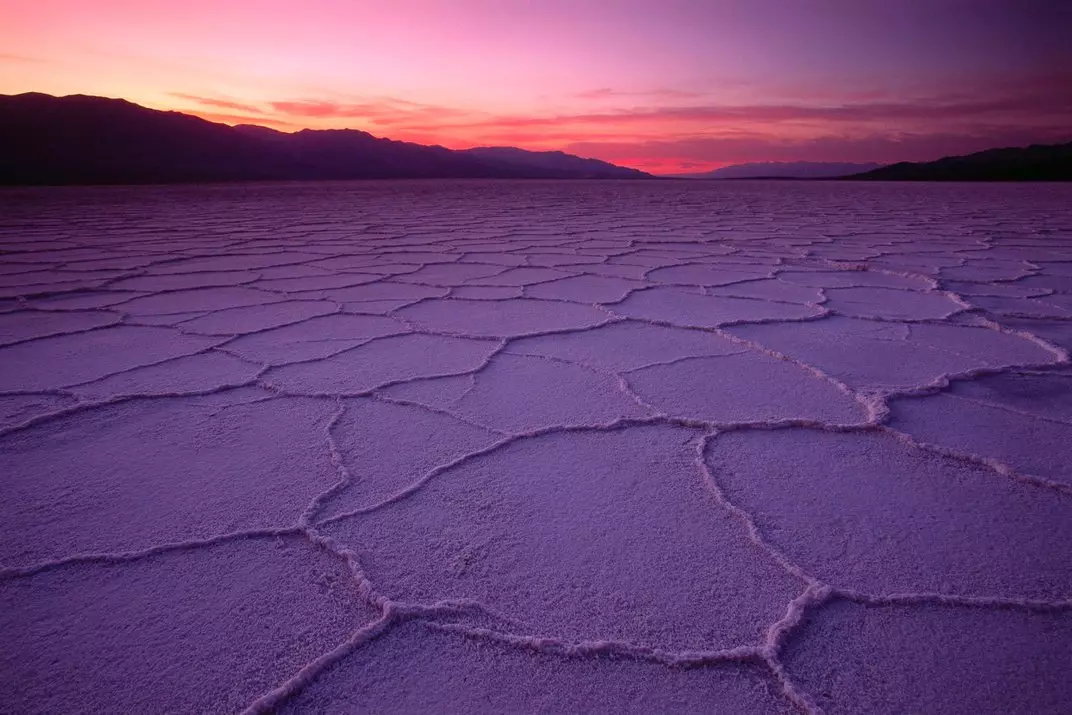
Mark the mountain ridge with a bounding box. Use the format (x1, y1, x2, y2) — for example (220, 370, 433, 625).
(0, 93, 652, 185)
(672, 161, 883, 179)
(844, 142, 1072, 181)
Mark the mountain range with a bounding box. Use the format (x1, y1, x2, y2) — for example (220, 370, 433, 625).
(845, 142, 1072, 181)
(673, 161, 883, 179)
(677, 146, 1072, 182)
(3, 93, 1071, 185)
(0, 93, 651, 185)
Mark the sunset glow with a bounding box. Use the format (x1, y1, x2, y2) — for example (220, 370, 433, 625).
(2, 0, 1069, 173)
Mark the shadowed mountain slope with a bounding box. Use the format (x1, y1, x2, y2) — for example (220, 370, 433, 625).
(846, 142, 1072, 181)
(673, 161, 883, 179)
(0, 93, 652, 184)
(461, 146, 650, 179)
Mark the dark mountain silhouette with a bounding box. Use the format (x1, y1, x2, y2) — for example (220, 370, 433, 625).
(460, 146, 649, 179)
(846, 142, 1072, 181)
(0, 93, 652, 184)
(264, 128, 515, 179)
(672, 161, 883, 179)
(0, 93, 300, 184)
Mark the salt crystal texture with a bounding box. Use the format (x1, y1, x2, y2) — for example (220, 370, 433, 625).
(2, 181, 1071, 714)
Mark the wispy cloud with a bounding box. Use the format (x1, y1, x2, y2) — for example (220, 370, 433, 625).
(575, 87, 706, 101)
(267, 98, 480, 126)
(391, 78, 1072, 135)
(170, 91, 487, 135)
(566, 127, 1072, 174)
(188, 110, 296, 130)
(0, 53, 46, 63)
(164, 70, 1072, 173)
(169, 93, 264, 114)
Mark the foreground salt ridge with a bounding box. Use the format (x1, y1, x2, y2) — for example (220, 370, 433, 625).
(1, 183, 1071, 714)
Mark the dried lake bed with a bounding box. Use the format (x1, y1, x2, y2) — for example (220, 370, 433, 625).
(2, 180, 1071, 714)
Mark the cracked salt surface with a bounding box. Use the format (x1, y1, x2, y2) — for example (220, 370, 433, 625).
(1, 180, 1071, 714)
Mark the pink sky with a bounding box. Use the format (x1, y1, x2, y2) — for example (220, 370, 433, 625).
(1, 0, 1069, 173)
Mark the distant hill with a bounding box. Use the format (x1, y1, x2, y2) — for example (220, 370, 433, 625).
(846, 142, 1072, 181)
(461, 147, 648, 179)
(673, 161, 883, 179)
(0, 93, 653, 185)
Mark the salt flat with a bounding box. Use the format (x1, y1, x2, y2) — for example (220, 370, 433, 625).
(1, 180, 1071, 714)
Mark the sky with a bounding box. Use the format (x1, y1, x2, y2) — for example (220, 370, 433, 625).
(1, 0, 1070, 174)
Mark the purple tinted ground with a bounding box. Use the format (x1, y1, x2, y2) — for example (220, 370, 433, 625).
(1, 180, 1071, 714)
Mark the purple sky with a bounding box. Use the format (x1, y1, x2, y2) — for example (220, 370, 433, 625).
(2, 0, 1070, 172)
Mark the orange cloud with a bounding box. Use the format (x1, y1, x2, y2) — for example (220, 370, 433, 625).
(0, 53, 45, 63)
(170, 93, 264, 114)
(186, 110, 296, 130)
